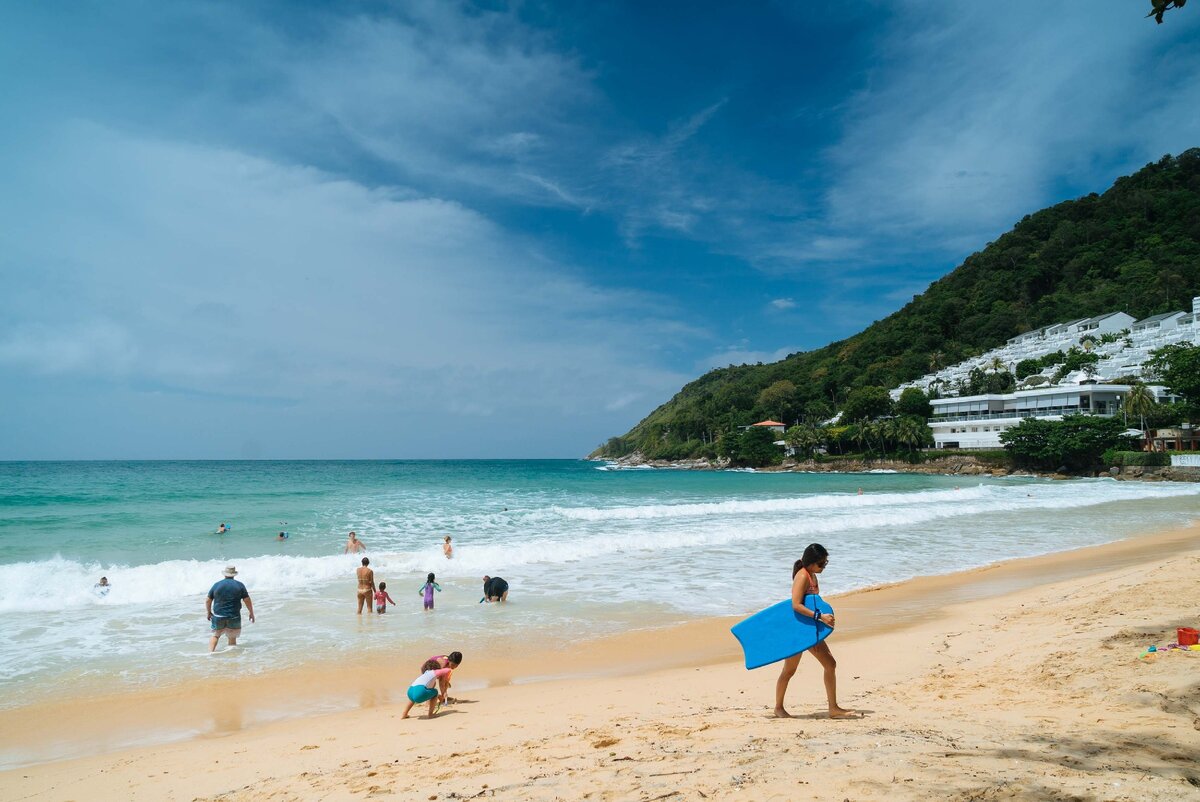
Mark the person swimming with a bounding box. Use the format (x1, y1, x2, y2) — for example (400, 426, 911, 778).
(276, 531, 288, 540)
(94, 576, 111, 596)
(216, 523, 228, 534)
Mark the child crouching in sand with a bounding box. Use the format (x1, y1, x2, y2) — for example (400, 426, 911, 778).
(403, 659, 453, 719)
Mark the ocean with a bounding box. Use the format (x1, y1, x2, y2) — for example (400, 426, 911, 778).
(2, 459, 1198, 710)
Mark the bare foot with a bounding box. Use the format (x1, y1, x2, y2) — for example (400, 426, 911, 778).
(828, 707, 859, 719)
(772, 707, 793, 718)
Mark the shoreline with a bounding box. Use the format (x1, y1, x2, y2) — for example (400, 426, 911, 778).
(594, 452, 1200, 482)
(1, 520, 1197, 777)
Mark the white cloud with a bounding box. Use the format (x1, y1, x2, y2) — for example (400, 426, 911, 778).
(0, 122, 693, 454)
(768, 298, 797, 311)
(820, 3, 1200, 256)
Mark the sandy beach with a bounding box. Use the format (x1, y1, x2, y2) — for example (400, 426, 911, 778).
(3, 523, 1199, 801)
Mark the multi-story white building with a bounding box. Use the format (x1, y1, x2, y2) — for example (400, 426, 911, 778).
(928, 384, 1175, 449)
(894, 297, 1200, 402)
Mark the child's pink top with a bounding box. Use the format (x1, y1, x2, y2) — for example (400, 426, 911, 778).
(374, 591, 393, 605)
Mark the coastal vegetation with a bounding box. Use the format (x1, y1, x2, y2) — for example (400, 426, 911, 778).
(999, 415, 1137, 472)
(595, 151, 1200, 462)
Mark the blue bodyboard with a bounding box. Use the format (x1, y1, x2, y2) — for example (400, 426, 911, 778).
(731, 594, 833, 670)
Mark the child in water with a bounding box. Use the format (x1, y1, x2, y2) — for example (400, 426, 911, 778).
(402, 658, 453, 719)
(418, 573, 442, 611)
(374, 582, 396, 613)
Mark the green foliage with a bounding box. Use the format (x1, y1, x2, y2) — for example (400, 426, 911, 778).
(1147, 0, 1188, 25)
(1000, 415, 1138, 472)
(756, 380, 800, 423)
(840, 386, 895, 422)
(1144, 344, 1200, 404)
(720, 426, 783, 468)
(895, 388, 933, 419)
(1143, 400, 1200, 428)
(961, 367, 1016, 395)
(1014, 359, 1043, 380)
(783, 423, 826, 459)
(594, 151, 1200, 461)
(1051, 347, 1101, 382)
(1102, 449, 1170, 467)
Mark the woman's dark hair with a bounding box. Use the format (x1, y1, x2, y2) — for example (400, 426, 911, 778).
(421, 658, 441, 672)
(426, 572, 435, 583)
(362, 557, 369, 566)
(448, 651, 463, 665)
(793, 543, 830, 577)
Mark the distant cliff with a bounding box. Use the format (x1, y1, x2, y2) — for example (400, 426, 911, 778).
(595, 150, 1200, 460)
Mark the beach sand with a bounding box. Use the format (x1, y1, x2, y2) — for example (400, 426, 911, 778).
(3, 523, 1198, 801)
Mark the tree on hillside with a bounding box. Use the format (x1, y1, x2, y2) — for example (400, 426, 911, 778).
(757, 380, 798, 423)
(1014, 358, 1042, 380)
(895, 387, 933, 419)
(1144, 344, 1200, 404)
(802, 398, 835, 423)
(840, 386, 894, 422)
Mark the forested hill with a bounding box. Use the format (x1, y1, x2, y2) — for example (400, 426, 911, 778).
(595, 149, 1200, 460)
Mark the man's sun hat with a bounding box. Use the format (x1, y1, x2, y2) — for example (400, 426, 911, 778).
(223, 565, 238, 577)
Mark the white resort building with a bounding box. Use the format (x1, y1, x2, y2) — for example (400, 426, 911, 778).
(893, 297, 1200, 401)
(928, 384, 1175, 450)
(891, 297, 1200, 450)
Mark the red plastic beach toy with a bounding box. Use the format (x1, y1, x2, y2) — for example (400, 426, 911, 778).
(1179, 627, 1199, 647)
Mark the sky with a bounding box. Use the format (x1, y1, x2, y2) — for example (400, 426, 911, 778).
(2, 1, 1200, 459)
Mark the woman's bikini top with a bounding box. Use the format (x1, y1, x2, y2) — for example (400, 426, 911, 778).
(801, 567, 819, 595)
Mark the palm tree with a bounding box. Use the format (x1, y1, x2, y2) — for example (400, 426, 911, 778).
(1124, 383, 1156, 447)
(846, 423, 868, 455)
(928, 351, 945, 373)
(784, 423, 826, 459)
(894, 416, 929, 453)
(989, 357, 1006, 373)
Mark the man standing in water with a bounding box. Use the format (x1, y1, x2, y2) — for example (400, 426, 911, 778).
(356, 557, 376, 614)
(344, 531, 365, 553)
(206, 565, 254, 652)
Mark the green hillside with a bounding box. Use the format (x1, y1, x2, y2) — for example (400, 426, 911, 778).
(596, 150, 1200, 460)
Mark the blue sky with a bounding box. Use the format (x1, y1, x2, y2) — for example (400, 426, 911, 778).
(2, 1, 1199, 459)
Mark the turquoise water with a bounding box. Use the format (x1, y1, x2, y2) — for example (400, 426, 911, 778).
(1, 460, 1198, 706)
